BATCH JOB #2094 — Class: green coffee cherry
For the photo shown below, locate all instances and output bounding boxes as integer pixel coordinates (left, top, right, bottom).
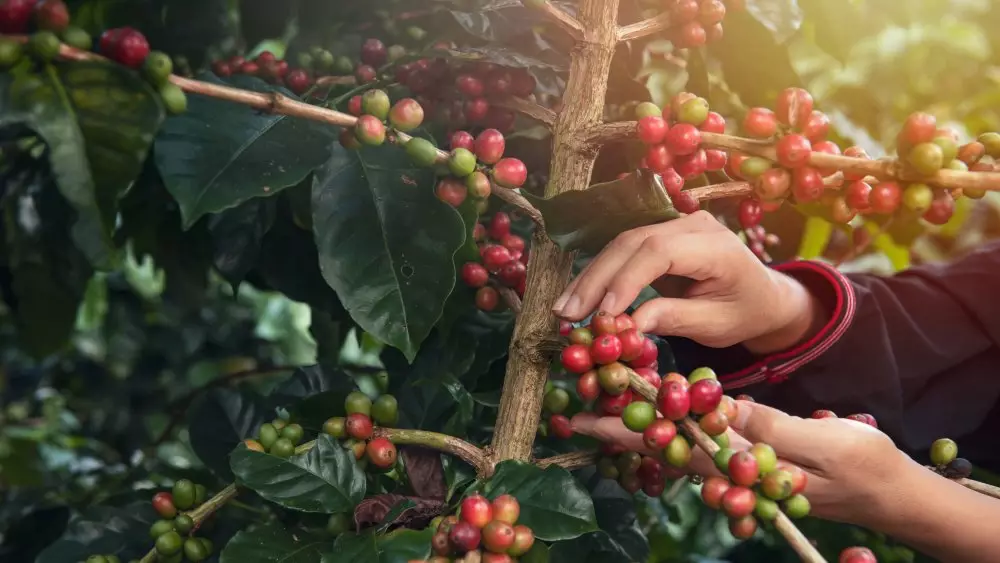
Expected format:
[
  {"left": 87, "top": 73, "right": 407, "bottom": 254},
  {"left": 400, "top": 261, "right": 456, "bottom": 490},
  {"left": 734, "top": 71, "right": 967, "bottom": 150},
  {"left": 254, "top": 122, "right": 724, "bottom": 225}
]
[
  {"left": 28, "top": 31, "right": 61, "bottom": 62},
  {"left": 159, "top": 83, "right": 188, "bottom": 115},
  {"left": 405, "top": 138, "right": 440, "bottom": 167},
  {"left": 172, "top": 479, "right": 196, "bottom": 510},
  {"left": 271, "top": 437, "right": 295, "bottom": 458},
  {"left": 0, "top": 38, "right": 25, "bottom": 68},
  {"left": 142, "top": 52, "right": 173, "bottom": 87},
  {"left": 259, "top": 423, "right": 279, "bottom": 449},
  {"left": 281, "top": 423, "right": 304, "bottom": 445},
  {"left": 930, "top": 438, "right": 958, "bottom": 466},
  {"left": 155, "top": 531, "right": 183, "bottom": 556},
  {"left": 371, "top": 395, "right": 399, "bottom": 426},
  {"left": 345, "top": 391, "right": 373, "bottom": 416}
]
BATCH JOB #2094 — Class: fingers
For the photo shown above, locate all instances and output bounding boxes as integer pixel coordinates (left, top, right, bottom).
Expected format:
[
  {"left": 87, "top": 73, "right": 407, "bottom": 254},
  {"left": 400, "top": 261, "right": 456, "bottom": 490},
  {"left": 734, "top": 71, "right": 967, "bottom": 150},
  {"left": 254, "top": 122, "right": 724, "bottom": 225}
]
[
  {"left": 554, "top": 217, "right": 725, "bottom": 321},
  {"left": 571, "top": 413, "right": 652, "bottom": 455},
  {"left": 631, "top": 297, "right": 731, "bottom": 344},
  {"left": 731, "top": 401, "right": 827, "bottom": 468}
]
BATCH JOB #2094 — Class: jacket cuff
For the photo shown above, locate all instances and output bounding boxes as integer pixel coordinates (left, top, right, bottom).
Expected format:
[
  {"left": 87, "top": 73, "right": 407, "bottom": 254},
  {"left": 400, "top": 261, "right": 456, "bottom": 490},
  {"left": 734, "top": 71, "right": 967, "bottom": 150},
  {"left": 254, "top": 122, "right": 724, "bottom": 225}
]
[{"left": 720, "top": 260, "right": 857, "bottom": 390}]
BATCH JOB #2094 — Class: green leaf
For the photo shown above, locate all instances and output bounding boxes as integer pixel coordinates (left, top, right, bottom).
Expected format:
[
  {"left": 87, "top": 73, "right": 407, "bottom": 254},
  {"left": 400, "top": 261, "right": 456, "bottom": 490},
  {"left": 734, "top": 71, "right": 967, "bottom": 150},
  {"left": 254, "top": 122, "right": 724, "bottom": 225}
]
[
  {"left": 311, "top": 143, "right": 467, "bottom": 361},
  {"left": 154, "top": 73, "right": 338, "bottom": 227},
  {"left": 472, "top": 461, "right": 599, "bottom": 541},
  {"left": 797, "top": 215, "right": 833, "bottom": 259},
  {"left": 523, "top": 170, "right": 679, "bottom": 253},
  {"left": 322, "top": 529, "right": 433, "bottom": 563},
  {"left": 220, "top": 524, "right": 326, "bottom": 563},
  {"left": 745, "top": 0, "right": 804, "bottom": 43},
  {"left": 36, "top": 502, "right": 158, "bottom": 563},
  {"left": 0, "top": 61, "right": 165, "bottom": 268},
  {"left": 271, "top": 365, "right": 355, "bottom": 431},
  {"left": 3, "top": 171, "right": 93, "bottom": 358},
  {"left": 230, "top": 435, "right": 366, "bottom": 513},
  {"left": 188, "top": 388, "right": 271, "bottom": 481},
  {"left": 209, "top": 196, "right": 278, "bottom": 287}
]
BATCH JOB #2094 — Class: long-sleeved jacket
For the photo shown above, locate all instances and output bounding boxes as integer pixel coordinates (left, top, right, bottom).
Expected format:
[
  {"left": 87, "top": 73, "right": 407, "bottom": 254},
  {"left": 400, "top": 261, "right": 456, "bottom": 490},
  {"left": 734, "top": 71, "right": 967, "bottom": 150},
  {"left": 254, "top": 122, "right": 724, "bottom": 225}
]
[{"left": 669, "top": 241, "right": 1000, "bottom": 471}]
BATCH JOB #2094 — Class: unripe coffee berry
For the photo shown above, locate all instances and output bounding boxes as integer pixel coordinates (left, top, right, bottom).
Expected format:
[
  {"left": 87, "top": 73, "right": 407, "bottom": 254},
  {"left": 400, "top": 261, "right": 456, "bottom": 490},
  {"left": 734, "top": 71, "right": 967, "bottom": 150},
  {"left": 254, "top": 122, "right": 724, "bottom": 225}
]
[
  {"left": 754, "top": 496, "right": 779, "bottom": 521},
  {"left": 908, "top": 142, "right": 944, "bottom": 175},
  {"left": 491, "top": 494, "right": 520, "bottom": 525},
  {"left": 466, "top": 171, "right": 492, "bottom": 199},
  {"left": 749, "top": 442, "right": 778, "bottom": 474},
  {"left": 664, "top": 435, "right": 692, "bottom": 467},
  {"left": 597, "top": 362, "right": 629, "bottom": 395},
  {"left": 677, "top": 97, "right": 709, "bottom": 126},
  {"left": 361, "top": 89, "right": 390, "bottom": 120},
  {"left": 389, "top": 98, "right": 424, "bottom": 132},
  {"left": 543, "top": 388, "right": 570, "bottom": 414},
  {"left": 569, "top": 327, "right": 594, "bottom": 345},
  {"left": 929, "top": 438, "right": 958, "bottom": 466},
  {"left": 698, "top": 410, "right": 729, "bottom": 436},
  {"left": 782, "top": 493, "right": 811, "bottom": 519},
  {"left": 372, "top": 394, "right": 399, "bottom": 426},
  {"left": 622, "top": 401, "right": 656, "bottom": 432},
  {"left": 634, "top": 101, "right": 662, "bottom": 118},
  {"left": 354, "top": 115, "right": 386, "bottom": 146},
  {"left": 448, "top": 148, "right": 478, "bottom": 177}
]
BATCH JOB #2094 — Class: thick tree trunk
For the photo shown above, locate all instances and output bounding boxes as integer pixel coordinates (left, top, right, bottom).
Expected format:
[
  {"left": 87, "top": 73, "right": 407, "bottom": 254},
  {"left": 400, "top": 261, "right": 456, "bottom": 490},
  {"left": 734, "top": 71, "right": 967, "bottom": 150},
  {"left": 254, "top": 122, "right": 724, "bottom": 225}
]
[{"left": 489, "top": 0, "right": 622, "bottom": 463}]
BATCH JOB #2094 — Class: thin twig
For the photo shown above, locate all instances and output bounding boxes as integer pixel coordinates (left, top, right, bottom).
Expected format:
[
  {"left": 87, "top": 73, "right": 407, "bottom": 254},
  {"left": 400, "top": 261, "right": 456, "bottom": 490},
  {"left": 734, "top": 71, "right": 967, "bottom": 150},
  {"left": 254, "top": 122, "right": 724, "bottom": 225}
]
[
  {"left": 626, "top": 368, "right": 827, "bottom": 563},
  {"left": 138, "top": 484, "right": 239, "bottom": 563},
  {"left": 374, "top": 427, "right": 493, "bottom": 477},
  {"left": 490, "top": 181, "right": 546, "bottom": 229},
  {"left": 618, "top": 12, "right": 674, "bottom": 42},
  {"left": 496, "top": 286, "right": 524, "bottom": 315},
  {"left": 688, "top": 181, "right": 753, "bottom": 202},
  {"left": 492, "top": 97, "right": 557, "bottom": 128},
  {"left": 528, "top": 1, "right": 586, "bottom": 40},
  {"left": 662, "top": 475, "right": 690, "bottom": 503},
  {"left": 535, "top": 449, "right": 600, "bottom": 470},
  {"left": 955, "top": 477, "right": 1000, "bottom": 500}
]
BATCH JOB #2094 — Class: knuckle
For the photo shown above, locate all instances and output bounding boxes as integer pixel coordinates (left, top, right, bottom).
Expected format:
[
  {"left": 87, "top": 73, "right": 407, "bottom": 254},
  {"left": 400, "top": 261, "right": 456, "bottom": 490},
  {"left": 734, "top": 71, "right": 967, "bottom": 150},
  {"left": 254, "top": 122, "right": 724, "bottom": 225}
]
[{"left": 640, "top": 234, "right": 671, "bottom": 254}]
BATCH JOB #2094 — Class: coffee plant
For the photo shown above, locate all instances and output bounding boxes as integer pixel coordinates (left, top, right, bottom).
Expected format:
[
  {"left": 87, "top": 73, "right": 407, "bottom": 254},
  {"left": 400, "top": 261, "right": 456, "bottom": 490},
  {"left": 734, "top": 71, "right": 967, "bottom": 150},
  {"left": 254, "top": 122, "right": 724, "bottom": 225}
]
[{"left": 3, "top": 0, "right": 1000, "bottom": 562}]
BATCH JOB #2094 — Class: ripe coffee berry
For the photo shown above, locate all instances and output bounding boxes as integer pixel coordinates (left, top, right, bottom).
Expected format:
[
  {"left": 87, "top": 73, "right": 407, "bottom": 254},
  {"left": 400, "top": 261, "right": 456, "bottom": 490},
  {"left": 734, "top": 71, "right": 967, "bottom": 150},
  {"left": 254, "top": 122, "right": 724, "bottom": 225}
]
[
  {"left": 354, "top": 115, "right": 386, "bottom": 146},
  {"left": 728, "top": 515, "right": 758, "bottom": 539},
  {"left": 475, "top": 129, "right": 506, "bottom": 164},
  {"left": 389, "top": 98, "right": 425, "bottom": 132},
  {"left": 645, "top": 144, "right": 673, "bottom": 172},
  {"left": 637, "top": 116, "right": 668, "bottom": 145},
  {"left": 590, "top": 334, "right": 623, "bottom": 364},
  {"left": 839, "top": 547, "right": 878, "bottom": 563},
  {"left": 461, "top": 494, "right": 493, "bottom": 528},
  {"left": 776, "top": 134, "right": 812, "bottom": 168},
  {"left": 754, "top": 168, "right": 791, "bottom": 201},
  {"left": 475, "top": 286, "right": 500, "bottom": 311},
  {"left": 617, "top": 329, "right": 646, "bottom": 361},
  {"left": 589, "top": 311, "right": 618, "bottom": 335},
  {"left": 634, "top": 367, "right": 660, "bottom": 389},
  {"left": 727, "top": 451, "right": 760, "bottom": 486},
  {"left": 435, "top": 177, "right": 467, "bottom": 207},
  {"left": 576, "top": 370, "right": 600, "bottom": 402},
  {"left": 152, "top": 492, "right": 177, "bottom": 519},
  {"left": 871, "top": 181, "right": 905, "bottom": 213},
  {"left": 450, "top": 130, "right": 475, "bottom": 151},
  {"left": 811, "top": 409, "right": 837, "bottom": 419},
  {"left": 488, "top": 212, "right": 512, "bottom": 239},
  {"left": 345, "top": 413, "right": 373, "bottom": 440},
  {"left": 743, "top": 107, "right": 777, "bottom": 138},
  {"left": 285, "top": 69, "right": 312, "bottom": 95},
  {"left": 561, "top": 344, "right": 593, "bottom": 374},
  {"left": 776, "top": 87, "right": 813, "bottom": 128},
  {"left": 688, "top": 378, "right": 723, "bottom": 414},
  {"left": 700, "top": 476, "right": 730, "bottom": 509},
  {"left": 704, "top": 149, "right": 727, "bottom": 171},
  {"left": 482, "top": 520, "right": 515, "bottom": 553},
  {"left": 901, "top": 112, "right": 937, "bottom": 146},
  {"left": 493, "top": 158, "right": 527, "bottom": 188},
  {"left": 112, "top": 29, "right": 151, "bottom": 69},
  {"left": 629, "top": 338, "right": 658, "bottom": 368},
  {"left": 923, "top": 190, "right": 955, "bottom": 225},
  {"left": 675, "top": 149, "right": 708, "bottom": 179},
  {"left": 845, "top": 180, "right": 872, "bottom": 210},
  {"left": 665, "top": 123, "right": 702, "bottom": 156},
  {"left": 598, "top": 389, "right": 632, "bottom": 416},
  {"left": 491, "top": 494, "right": 520, "bottom": 525},
  {"left": 721, "top": 486, "right": 756, "bottom": 518},
  {"left": 360, "top": 38, "right": 387, "bottom": 67},
  {"left": 737, "top": 198, "right": 763, "bottom": 229},
  {"left": 456, "top": 74, "right": 485, "bottom": 97},
  {"left": 791, "top": 166, "right": 824, "bottom": 202},
  {"left": 497, "top": 260, "right": 526, "bottom": 288},
  {"left": 481, "top": 245, "right": 513, "bottom": 272},
  {"left": 657, "top": 381, "right": 691, "bottom": 420},
  {"left": 366, "top": 437, "right": 397, "bottom": 469},
  {"left": 461, "top": 263, "right": 489, "bottom": 288},
  {"left": 698, "top": 410, "right": 729, "bottom": 436},
  {"left": 449, "top": 521, "right": 482, "bottom": 553},
  {"left": 802, "top": 110, "right": 831, "bottom": 142},
  {"left": 508, "top": 525, "right": 535, "bottom": 557},
  {"left": 643, "top": 419, "right": 677, "bottom": 449},
  {"left": 700, "top": 111, "right": 726, "bottom": 133}
]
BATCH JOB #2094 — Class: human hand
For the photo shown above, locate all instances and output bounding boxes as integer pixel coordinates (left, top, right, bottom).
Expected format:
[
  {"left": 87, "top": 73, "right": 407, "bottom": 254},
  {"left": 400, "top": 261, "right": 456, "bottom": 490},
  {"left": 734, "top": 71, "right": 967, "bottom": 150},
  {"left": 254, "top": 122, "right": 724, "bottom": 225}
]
[
  {"left": 552, "top": 211, "right": 824, "bottom": 354},
  {"left": 572, "top": 401, "right": 915, "bottom": 529}
]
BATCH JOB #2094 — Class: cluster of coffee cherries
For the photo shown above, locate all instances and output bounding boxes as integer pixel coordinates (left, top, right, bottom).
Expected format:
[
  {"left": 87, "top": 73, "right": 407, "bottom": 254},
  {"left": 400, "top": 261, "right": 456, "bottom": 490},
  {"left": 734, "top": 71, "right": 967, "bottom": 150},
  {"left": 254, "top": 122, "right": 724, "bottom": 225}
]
[
  {"left": 145, "top": 479, "right": 215, "bottom": 562},
  {"left": 539, "top": 383, "right": 573, "bottom": 440},
  {"left": 633, "top": 93, "right": 729, "bottom": 214},
  {"left": 928, "top": 437, "right": 973, "bottom": 479},
  {"left": 341, "top": 88, "right": 425, "bottom": 147},
  {"left": 415, "top": 494, "right": 535, "bottom": 563},
  {"left": 0, "top": 1, "right": 187, "bottom": 114},
  {"left": 211, "top": 49, "right": 312, "bottom": 95},
  {"left": 321, "top": 390, "right": 400, "bottom": 471},
  {"left": 809, "top": 408, "right": 878, "bottom": 428},
  {"left": 245, "top": 417, "right": 306, "bottom": 458},
  {"left": 661, "top": 0, "right": 730, "bottom": 49},
  {"left": 743, "top": 224, "right": 781, "bottom": 263},
  {"left": 460, "top": 211, "right": 529, "bottom": 312}
]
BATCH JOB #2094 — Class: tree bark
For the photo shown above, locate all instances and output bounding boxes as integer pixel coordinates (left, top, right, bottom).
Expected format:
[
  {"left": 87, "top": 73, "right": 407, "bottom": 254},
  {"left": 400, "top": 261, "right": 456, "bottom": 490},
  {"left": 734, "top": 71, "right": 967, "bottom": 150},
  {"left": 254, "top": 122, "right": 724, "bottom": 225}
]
[{"left": 489, "top": 0, "right": 622, "bottom": 463}]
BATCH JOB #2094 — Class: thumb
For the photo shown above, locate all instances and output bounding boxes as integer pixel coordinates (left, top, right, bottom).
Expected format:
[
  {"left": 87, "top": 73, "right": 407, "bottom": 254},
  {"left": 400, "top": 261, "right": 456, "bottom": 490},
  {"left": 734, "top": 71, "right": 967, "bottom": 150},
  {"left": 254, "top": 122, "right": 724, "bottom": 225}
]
[{"left": 632, "top": 297, "right": 724, "bottom": 341}]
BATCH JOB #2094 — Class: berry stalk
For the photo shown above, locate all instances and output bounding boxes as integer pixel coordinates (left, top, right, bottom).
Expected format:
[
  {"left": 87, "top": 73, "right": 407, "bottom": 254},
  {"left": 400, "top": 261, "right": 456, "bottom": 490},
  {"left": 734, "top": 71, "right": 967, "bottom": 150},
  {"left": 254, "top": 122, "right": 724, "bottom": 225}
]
[{"left": 625, "top": 367, "right": 828, "bottom": 563}]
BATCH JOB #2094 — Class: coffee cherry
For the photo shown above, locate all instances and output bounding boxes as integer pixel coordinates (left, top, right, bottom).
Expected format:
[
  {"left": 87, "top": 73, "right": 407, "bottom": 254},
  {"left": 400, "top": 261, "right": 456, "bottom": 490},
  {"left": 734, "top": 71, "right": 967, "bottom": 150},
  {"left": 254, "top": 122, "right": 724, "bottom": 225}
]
[
  {"left": 737, "top": 198, "right": 763, "bottom": 229},
  {"left": 361, "top": 89, "right": 390, "bottom": 120},
  {"left": 978, "top": 131, "right": 1000, "bottom": 158},
  {"left": 713, "top": 447, "right": 735, "bottom": 473},
  {"left": 406, "top": 137, "right": 440, "bottom": 168},
  {"left": 637, "top": 116, "right": 668, "bottom": 145},
  {"left": 492, "top": 158, "right": 527, "bottom": 188},
  {"left": 448, "top": 148, "right": 478, "bottom": 178},
  {"left": 482, "top": 520, "right": 515, "bottom": 553},
  {"left": 622, "top": 401, "right": 656, "bottom": 432},
  {"left": 743, "top": 107, "right": 777, "bottom": 138},
  {"left": 152, "top": 492, "right": 177, "bottom": 519},
  {"left": 754, "top": 168, "right": 790, "bottom": 201},
  {"left": 782, "top": 493, "right": 811, "bottom": 518},
  {"left": 346, "top": 391, "right": 373, "bottom": 416},
  {"left": 386, "top": 98, "right": 423, "bottom": 132},
  {"left": 450, "top": 131, "right": 475, "bottom": 152},
  {"left": 480, "top": 245, "right": 511, "bottom": 273},
  {"left": 930, "top": 438, "right": 958, "bottom": 466},
  {"left": 687, "top": 366, "right": 716, "bottom": 383},
  {"left": 354, "top": 115, "right": 386, "bottom": 146},
  {"left": 634, "top": 101, "right": 662, "bottom": 118},
  {"left": 475, "top": 287, "right": 500, "bottom": 311},
  {"left": 688, "top": 378, "right": 723, "bottom": 414},
  {"left": 597, "top": 456, "right": 620, "bottom": 480},
  {"left": 549, "top": 414, "right": 573, "bottom": 439},
  {"left": 155, "top": 531, "right": 183, "bottom": 556},
  {"left": 464, "top": 97, "right": 490, "bottom": 122},
  {"left": 698, "top": 410, "right": 729, "bottom": 436},
  {"left": 456, "top": 74, "right": 485, "bottom": 97},
  {"left": 645, "top": 144, "right": 673, "bottom": 172},
  {"left": 157, "top": 82, "right": 187, "bottom": 115},
  {"left": 869, "top": 181, "right": 901, "bottom": 214},
  {"left": 637, "top": 419, "right": 675, "bottom": 450},
  {"left": 791, "top": 166, "right": 824, "bottom": 203},
  {"left": 839, "top": 547, "right": 878, "bottom": 563},
  {"left": 150, "top": 519, "right": 174, "bottom": 539},
  {"left": 569, "top": 327, "right": 594, "bottom": 345},
  {"left": 678, "top": 97, "right": 710, "bottom": 126},
  {"left": 657, "top": 381, "right": 691, "bottom": 420},
  {"left": 111, "top": 29, "right": 150, "bottom": 68},
  {"left": 629, "top": 338, "right": 659, "bottom": 368},
  {"left": 543, "top": 388, "right": 570, "bottom": 414},
  {"left": 171, "top": 479, "right": 195, "bottom": 510},
  {"left": 908, "top": 142, "right": 944, "bottom": 175},
  {"left": 323, "top": 416, "right": 346, "bottom": 438},
  {"left": 346, "top": 413, "right": 374, "bottom": 440},
  {"left": 590, "top": 334, "right": 623, "bottom": 365},
  {"left": 614, "top": 329, "right": 644, "bottom": 362},
  {"left": 366, "top": 437, "right": 397, "bottom": 469},
  {"left": 26, "top": 30, "right": 60, "bottom": 62},
  {"left": 173, "top": 512, "right": 194, "bottom": 534},
  {"left": 900, "top": 182, "right": 933, "bottom": 212},
  {"left": 371, "top": 394, "right": 398, "bottom": 427},
  {"left": 664, "top": 435, "right": 692, "bottom": 467},
  {"left": 728, "top": 515, "right": 758, "bottom": 539},
  {"left": 486, "top": 494, "right": 520, "bottom": 526},
  {"left": 141, "top": 51, "right": 173, "bottom": 87},
  {"left": 245, "top": 439, "right": 265, "bottom": 452},
  {"left": 700, "top": 476, "right": 730, "bottom": 509},
  {"left": 721, "top": 486, "right": 756, "bottom": 518},
  {"left": 675, "top": 149, "right": 707, "bottom": 179},
  {"left": 811, "top": 409, "right": 836, "bottom": 419},
  {"left": 474, "top": 129, "right": 506, "bottom": 164},
  {"left": 561, "top": 344, "right": 593, "bottom": 374},
  {"left": 757, "top": 469, "right": 794, "bottom": 501},
  {"left": 776, "top": 87, "right": 813, "bottom": 129},
  {"left": 901, "top": 112, "right": 936, "bottom": 146},
  {"left": 281, "top": 423, "right": 304, "bottom": 445},
  {"left": 741, "top": 156, "right": 774, "bottom": 180},
  {"left": 597, "top": 362, "right": 629, "bottom": 395},
  {"left": 943, "top": 457, "right": 973, "bottom": 479},
  {"left": 798, "top": 110, "right": 831, "bottom": 143},
  {"left": 665, "top": 123, "right": 702, "bottom": 156},
  {"left": 465, "top": 171, "right": 492, "bottom": 200},
  {"left": 749, "top": 442, "right": 778, "bottom": 474},
  {"left": 460, "top": 494, "right": 494, "bottom": 529},
  {"left": 0, "top": 0, "right": 33, "bottom": 34},
  {"left": 776, "top": 134, "right": 812, "bottom": 168},
  {"left": 923, "top": 190, "right": 955, "bottom": 225},
  {"left": 449, "top": 521, "right": 482, "bottom": 553},
  {"left": 355, "top": 64, "right": 377, "bottom": 84},
  {"left": 674, "top": 21, "right": 707, "bottom": 48},
  {"left": 508, "top": 525, "right": 535, "bottom": 557},
  {"left": 727, "top": 451, "right": 759, "bottom": 486},
  {"left": 360, "top": 38, "right": 387, "bottom": 67},
  {"left": 576, "top": 370, "right": 601, "bottom": 402}
]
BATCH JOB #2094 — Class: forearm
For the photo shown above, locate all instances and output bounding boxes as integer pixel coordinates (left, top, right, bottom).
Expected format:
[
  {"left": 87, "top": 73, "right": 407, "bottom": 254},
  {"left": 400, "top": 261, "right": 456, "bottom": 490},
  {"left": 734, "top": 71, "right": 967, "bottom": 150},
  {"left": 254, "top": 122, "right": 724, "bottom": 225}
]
[{"left": 874, "top": 459, "right": 1000, "bottom": 563}]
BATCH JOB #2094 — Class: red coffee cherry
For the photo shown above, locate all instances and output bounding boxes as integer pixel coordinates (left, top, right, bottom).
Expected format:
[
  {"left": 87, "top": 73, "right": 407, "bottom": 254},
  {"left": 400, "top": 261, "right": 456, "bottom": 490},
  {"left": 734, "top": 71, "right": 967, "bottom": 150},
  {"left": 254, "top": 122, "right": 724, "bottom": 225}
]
[
  {"left": 675, "top": 149, "right": 707, "bottom": 179},
  {"left": 481, "top": 244, "right": 513, "bottom": 272},
  {"left": 637, "top": 116, "right": 669, "bottom": 145},
  {"left": 688, "top": 378, "right": 723, "bottom": 414},
  {"left": 346, "top": 413, "right": 374, "bottom": 440},
  {"left": 811, "top": 409, "right": 837, "bottom": 419},
  {"left": 493, "top": 158, "right": 527, "bottom": 188},
  {"left": 597, "top": 389, "right": 632, "bottom": 416},
  {"left": 923, "top": 190, "right": 955, "bottom": 225},
  {"left": 754, "top": 168, "right": 791, "bottom": 201},
  {"left": 549, "top": 414, "right": 573, "bottom": 439},
  {"left": 366, "top": 437, "right": 397, "bottom": 469},
  {"left": 674, "top": 21, "right": 707, "bottom": 48},
  {"left": 465, "top": 98, "right": 490, "bottom": 122},
  {"left": 590, "top": 334, "right": 623, "bottom": 365},
  {"left": 475, "top": 286, "right": 500, "bottom": 312},
  {"left": 645, "top": 144, "right": 673, "bottom": 172},
  {"left": 699, "top": 410, "right": 729, "bottom": 436},
  {"left": 705, "top": 149, "right": 728, "bottom": 171},
  {"left": 449, "top": 521, "right": 482, "bottom": 553},
  {"left": 673, "top": 191, "right": 700, "bottom": 214},
  {"left": 846, "top": 413, "right": 878, "bottom": 428},
  {"left": 700, "top": 111, "right": 726, "bottom": 133},
  {"left": 737, "top": 198, "right": 763, "bottom": 229},
  {"left": 589, "top": 311, "right": 618, "bottom": 336},
  {"left": 665, "top": 123, "right": 702, "bottom": 156},
  {"left": 435, "top": 177, "right": 467, "bottom": 207},
  {"left": 615, "top": 314, "right": 636, "bottom": 332},
  {"left": 657, "top": 381, "right": 691, "bottom": 420},
  {"left": 508, "top": 525, "right": 535, "bottom": 557},
  {"left": 869, "top": 181, "right": 902, "bottom": 214},
  {"left": 700, "top": 476, "right": 730, "bottom": 509},
  {"left": 474, "top": 129, "right": 506, "bottom": 164},
  {"left": 450, "top": 130, "right": 475, "bottom": 152},
  {"left": 776, "top": 87, "right": 814, "bottom": 129},
  {"left": 791, "top": 166, "right": 824, "bottom": 203},
  {"left": 360, "top": 38, "right": 387, "bottom": 67},
  {"left": 743, "top": 107, "right": 778, "bottom": 138},
  {"left": 721, "top": 486, "right": 756, "bottom": 518},
  {"left": 355, "top": 64, "right": 377, "bottom": 84},
  {"left": 152, "top": 492, "right": 177, "bottom": 519},
  {"left": 845, "top": 180, "right": 872, "bottom": 210},
  {"left": 491, "top": 494, "right": 520, "bottom": 525},
  {"left": 901, "top": 112, "right": 937, "bottom": 146},
  {"left": 560, "top": 344, "right": 593, "bottom": 374},
  {"left": 461, "top": 263, "right": 489, "bottom": 288},
  {"left": 642, "top": 419, "right": 678, "bottom": 449},
  {"left": 616, "top": 329, "right": 646, "bottom": 362},
  {"left": 839, "top": 547, "right": 878, "bottom": 563},
  {"left": 727, "top": 451, "right": 760, "bottom": 486},
  {"left": 482, "top": 520, "right": 516, "bottom": 553},
  {"left": 776, "top": 134, "right": 812, "bottom": 168},
  {"left": 497, "top": 260, "right": 526, "bottom": 288},
  {"left": 628, "top": 338, "right": 658, "bottom": 368},
  {"left": 460, "top": 494, "right": 494, "bottom": 528},
  {"left": 576, "top": 370, "right": 601, "bottom": 402},
  {"left": 455, "top": 74, "right": 485, "bottom": 97},
  {"left": 728, "top": 515, "right": 757, "bottom": 539}
]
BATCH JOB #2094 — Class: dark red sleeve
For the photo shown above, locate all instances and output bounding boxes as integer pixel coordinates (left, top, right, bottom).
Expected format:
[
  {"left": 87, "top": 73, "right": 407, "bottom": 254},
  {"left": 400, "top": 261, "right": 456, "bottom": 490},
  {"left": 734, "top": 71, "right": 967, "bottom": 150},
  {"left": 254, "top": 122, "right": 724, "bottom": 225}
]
[{"left": 668, "top": 240, "right": 1000, "bottom": 467}]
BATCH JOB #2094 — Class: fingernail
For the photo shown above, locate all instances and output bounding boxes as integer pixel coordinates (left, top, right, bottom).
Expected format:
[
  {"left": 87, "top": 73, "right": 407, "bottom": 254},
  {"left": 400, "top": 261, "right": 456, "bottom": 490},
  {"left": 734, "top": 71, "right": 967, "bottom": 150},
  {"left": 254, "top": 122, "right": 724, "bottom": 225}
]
[
  {"left": 570, "top": 413, "right": 595, "bottom": 433},
  {"left": 552, "top": 294, "right": 569, "bottom": 314},
  {"left": 599, "top": 292, "right": 616, "bottom": 313},
  {"left": 561, "top": 295, "right": 581, "bottom": 318},
  {"left": 732, "top": 401, "right": 753, "bottom": 429}
]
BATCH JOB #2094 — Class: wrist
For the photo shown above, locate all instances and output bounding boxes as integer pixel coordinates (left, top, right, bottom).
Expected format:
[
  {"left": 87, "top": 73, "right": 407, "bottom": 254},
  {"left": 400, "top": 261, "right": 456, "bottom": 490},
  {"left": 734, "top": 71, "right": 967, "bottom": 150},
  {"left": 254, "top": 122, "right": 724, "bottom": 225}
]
[{"left": 744, "top": 271, "right": 825, "bottom": 355}]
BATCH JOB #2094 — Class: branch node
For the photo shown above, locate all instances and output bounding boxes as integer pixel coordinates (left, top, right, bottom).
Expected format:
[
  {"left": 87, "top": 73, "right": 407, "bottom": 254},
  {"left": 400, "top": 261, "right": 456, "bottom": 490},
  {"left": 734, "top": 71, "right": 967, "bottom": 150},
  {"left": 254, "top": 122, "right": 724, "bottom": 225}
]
[
  {"left": 618, "top": 12, "right": 674, "bottom": 42},
  {"left": 532, "top": 1, "right": 586, "bottom": 41}
]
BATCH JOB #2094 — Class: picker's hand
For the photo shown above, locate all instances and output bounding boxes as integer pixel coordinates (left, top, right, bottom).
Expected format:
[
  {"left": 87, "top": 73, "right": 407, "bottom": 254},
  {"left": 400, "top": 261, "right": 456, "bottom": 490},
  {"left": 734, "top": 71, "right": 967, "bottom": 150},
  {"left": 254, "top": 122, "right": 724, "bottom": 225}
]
[{"left": 552, "top": 211, "right": 823, "bottom": 354}]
